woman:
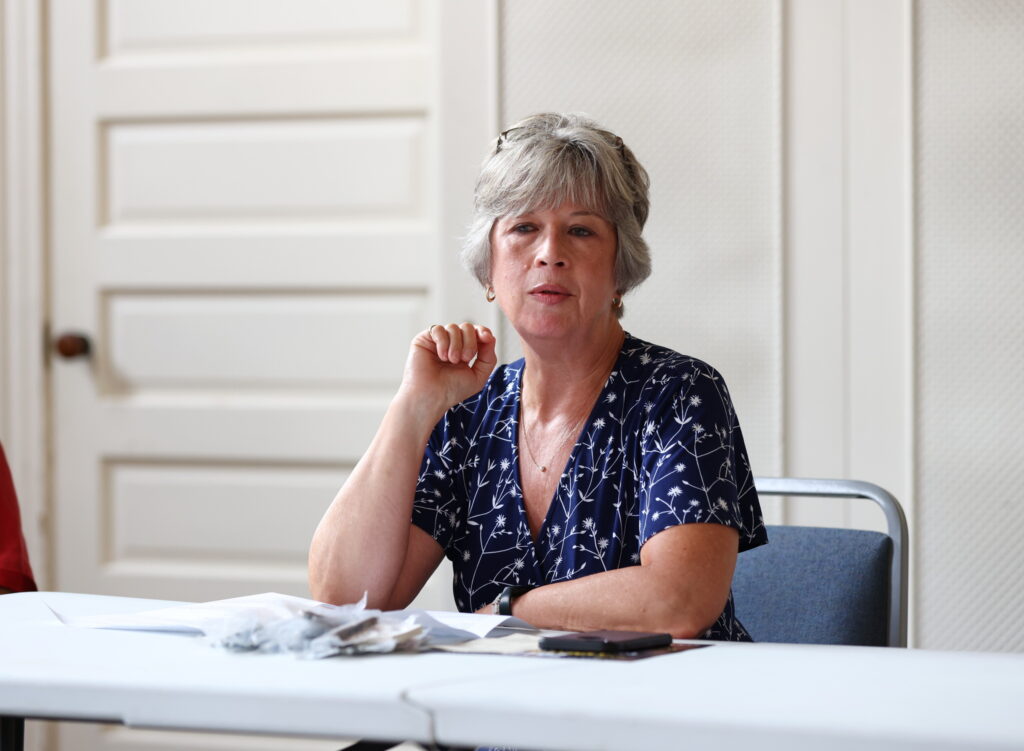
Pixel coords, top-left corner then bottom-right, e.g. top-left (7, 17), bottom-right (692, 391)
top-left (310, 113), bottom-right (766, 640)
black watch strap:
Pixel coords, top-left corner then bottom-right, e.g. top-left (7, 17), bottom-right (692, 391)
top-left (497, 585), bottom-right (534, 616)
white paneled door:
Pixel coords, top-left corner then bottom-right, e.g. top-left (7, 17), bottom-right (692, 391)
top-left (48, 1), bottom-right (493, 749)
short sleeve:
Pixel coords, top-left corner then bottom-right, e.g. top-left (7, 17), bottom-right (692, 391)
top-left (636, 366), bottom-right (765, 552)
top-left (410, 412), bottom-right (462, 555)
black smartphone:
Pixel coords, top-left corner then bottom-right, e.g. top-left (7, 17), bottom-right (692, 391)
top-left (538, 629), bottom-right (673, 653)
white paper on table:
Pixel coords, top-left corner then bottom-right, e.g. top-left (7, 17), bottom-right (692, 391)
top-left (48, 593), bottom-right (322, 634)
top-left (47, 593), bottom-right (537, 641)
top-left (413, 610), bottom-right (537, 640)
top-left (434, 632), bottom-right (543, 655)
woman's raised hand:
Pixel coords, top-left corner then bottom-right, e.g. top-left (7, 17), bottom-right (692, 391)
top-left (312, 324), bottom-right (495, 607)
top-left (401, 323), bottom-right (497, 414)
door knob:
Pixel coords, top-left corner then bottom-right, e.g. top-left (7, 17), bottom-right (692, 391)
top-left (54, 332), bottom-right (92, 359)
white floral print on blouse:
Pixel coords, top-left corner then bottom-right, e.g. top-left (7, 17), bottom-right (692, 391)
top-left (411, 333), bottom-right (768, 641)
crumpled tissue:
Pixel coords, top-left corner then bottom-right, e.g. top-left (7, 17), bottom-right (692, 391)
top-left (204, 595), bottom-right (425, 658)
top-left (51, 592), bottom-right (521, 659)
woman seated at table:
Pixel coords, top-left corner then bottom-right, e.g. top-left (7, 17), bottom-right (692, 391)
top-left (310, 112), bottom-right (766, 640)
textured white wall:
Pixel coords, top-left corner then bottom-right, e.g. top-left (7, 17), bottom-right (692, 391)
top-left (500, 0), bottom-right (783, 494)
top-left (501, 0), bottom-right (1024, 653)
top-left (916, 0), bottom-right (1024, 652)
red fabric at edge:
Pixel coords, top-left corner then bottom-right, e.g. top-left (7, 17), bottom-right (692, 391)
top-left (0, 442), bottom-right (38, 592)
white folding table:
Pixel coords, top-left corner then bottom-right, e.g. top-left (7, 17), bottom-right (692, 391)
top-left (0, 592), bottom-right (558, 749)
top-left (2, 592), bottom-right (1024, 751)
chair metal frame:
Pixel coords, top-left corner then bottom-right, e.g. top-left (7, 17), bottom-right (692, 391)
top-left (753, 477), bottom-right (909, 647)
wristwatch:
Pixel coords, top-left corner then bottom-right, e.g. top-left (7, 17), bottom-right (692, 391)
top-left (496, 585), bottom-right (534, 616)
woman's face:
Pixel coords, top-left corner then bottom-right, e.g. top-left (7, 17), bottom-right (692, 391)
top-left (489, 201), bottom-right (619, 342)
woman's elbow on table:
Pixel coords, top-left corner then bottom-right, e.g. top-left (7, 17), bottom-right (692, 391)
top-left (307, 559), bottom-right (334, 604)
top-left (308, 567), bottom-right (375, 607)
top-left (307, 538), bottom-right (353, 605)
top-left (665, 615), bottom-right (717, 641)
top-left (648, 592), bottom-right (723, 640)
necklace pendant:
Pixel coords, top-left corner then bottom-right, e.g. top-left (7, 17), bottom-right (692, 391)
top-left (540, 466), bottom-right (547, 472)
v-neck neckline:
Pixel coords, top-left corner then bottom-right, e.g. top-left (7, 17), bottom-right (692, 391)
top-left (511, 335), bottom-right (630, 557)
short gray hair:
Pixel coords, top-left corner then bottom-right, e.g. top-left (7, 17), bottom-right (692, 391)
top-left (461, 113), bottom-right (652, 317)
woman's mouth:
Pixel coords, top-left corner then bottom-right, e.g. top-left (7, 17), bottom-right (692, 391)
top-left (529, 284), bottom-right (572, 302)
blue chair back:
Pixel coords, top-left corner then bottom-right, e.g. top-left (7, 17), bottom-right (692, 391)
top-left (736, 478), bottom-right (909, 647)
top-left (732, 525), bottom-right (892, 646)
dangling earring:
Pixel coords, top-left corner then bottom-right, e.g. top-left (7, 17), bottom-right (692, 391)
top-left (612, 296), bottom-right (623, 309)
top-left (486, 286), bottom-right (496, 302)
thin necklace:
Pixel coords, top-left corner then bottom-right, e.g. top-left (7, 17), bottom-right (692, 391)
top-left (520, 361), bottom-right (614, 474)
top-left (520, 408), bottom-right (588, 474)
top-left (519, 332), bottom-right (623, 475)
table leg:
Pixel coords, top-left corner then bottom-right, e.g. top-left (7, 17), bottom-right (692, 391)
top-left (0, 716), bottom-right (24, 751)
top-left (339, 741), bottom-right (473, 751)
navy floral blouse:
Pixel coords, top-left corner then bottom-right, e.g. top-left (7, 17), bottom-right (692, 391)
top-left (411, 333), bottom-right (767, 640)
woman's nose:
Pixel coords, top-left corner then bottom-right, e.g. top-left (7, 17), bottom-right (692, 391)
top-left (534, 232), bottom-right (568, 267)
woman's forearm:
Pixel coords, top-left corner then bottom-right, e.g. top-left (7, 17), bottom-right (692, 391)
top-left (309, 323), bottom-right (496, 608)
top-left (508, 525), bottom-right (739, 639)
top-left (308, 389), bottom-right (444, 608)
top-left (509, 568), bottom-right (714, 639)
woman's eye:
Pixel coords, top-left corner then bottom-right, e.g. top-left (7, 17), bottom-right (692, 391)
top-left (512, 224), bottom-right (535, 233)
top-left (569, 226), bottom-right (594, 237)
